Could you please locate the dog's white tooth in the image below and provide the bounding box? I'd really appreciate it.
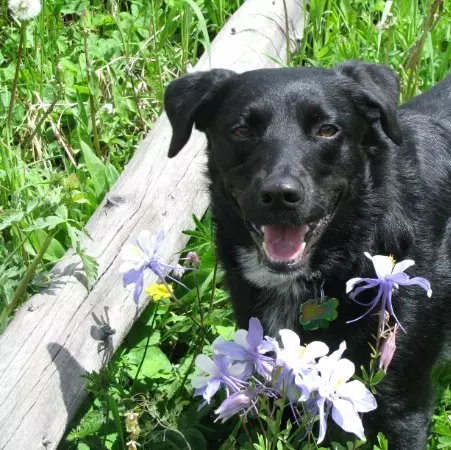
[300,241,306,255]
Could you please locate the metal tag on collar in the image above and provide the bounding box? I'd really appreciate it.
[300,281,339,331]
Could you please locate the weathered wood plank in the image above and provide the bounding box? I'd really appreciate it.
[0,1,304,448]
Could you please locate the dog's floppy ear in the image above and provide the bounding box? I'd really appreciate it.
[336,61,403,145]
[164,69,235,158]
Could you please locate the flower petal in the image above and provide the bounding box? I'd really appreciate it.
[330,358,355,387]
[346,277,364,293]
[336,380,377,412]
[203,378,221,402]
[192,375,210,389]
[122,267,143,286]
[259,339,277,354]
[392,259,415,274]
[329,341,347,364]
[303,341,329,362]
[397,276,432,297]
[279,329,300,352]
[246,317,264,348]
[120,244,145,264]
[331,397,366,441]
[368,254,395,278]
[213,340,249,360]
[233,329,250,349]
[133,274,144,304]
[195,354,217,375]
[228,361,253,379]
[316,396,328,444]
[136,230,153,253]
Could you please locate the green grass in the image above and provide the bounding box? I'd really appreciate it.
[2,0,451,448]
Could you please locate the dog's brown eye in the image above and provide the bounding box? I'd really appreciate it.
[231,126,251,138]
[318,124,338,138]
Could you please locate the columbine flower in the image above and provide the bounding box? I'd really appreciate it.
[346,252,432,332]
[192,354,249,404]
[274,329,329,401]
[214,389,258,422]
[119,230,193,304]
[314,341,377,443]
[379,324,399,373]
[213,317,276,379]
[8,0,41,20]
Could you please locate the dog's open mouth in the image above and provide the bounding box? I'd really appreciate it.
[244,191,342,272]
[247,217,330,271]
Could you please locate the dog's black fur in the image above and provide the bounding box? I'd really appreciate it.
[165,61,451,449]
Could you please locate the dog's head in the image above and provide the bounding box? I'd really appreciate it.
[165,61,402,279]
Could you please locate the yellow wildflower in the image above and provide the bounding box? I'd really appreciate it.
[145,283,173,301]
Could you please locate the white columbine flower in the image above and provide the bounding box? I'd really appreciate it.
[314,341,377,443]
[8,0,41,21]
[274,329,329,401]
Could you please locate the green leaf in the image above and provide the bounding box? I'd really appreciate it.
[0,209,25,231]
[438,436,451,448]
[24,230,65,262]
[104,162,120,188]
[372,369,386,385]
[374,432,389,450]
[67,223,84,249]
[23,216,65,232]
[79,140,106,199]
[77,248,98,287]
[55,205,68,220]
[127,346,172,380]
[214,325,235,340]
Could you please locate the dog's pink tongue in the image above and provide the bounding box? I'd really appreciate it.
[262,225,308,262]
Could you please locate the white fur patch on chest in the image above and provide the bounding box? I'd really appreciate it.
[236,246,314,335]
[236,246,302,288]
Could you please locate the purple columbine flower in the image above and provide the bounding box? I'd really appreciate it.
[119,230,194,304]
[346,252,432,333]
[191,354,249,405]
[212,317,276,379]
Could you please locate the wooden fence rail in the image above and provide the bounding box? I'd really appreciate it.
[0,1,304,448]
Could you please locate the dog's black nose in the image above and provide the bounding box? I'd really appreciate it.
[259,175,304,208]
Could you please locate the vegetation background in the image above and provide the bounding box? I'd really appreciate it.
[0,0,450,448]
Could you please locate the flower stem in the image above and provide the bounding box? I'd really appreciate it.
[133,302,159,383]
[7,21,27,129]
[209,258,218,310]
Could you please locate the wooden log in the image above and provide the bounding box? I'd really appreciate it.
[0,1,305,448]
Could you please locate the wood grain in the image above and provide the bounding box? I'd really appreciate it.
[0,1,305,448]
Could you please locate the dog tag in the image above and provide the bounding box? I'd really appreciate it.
[300,297,339,331]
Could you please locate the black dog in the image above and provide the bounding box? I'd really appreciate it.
[165,61,451,449]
